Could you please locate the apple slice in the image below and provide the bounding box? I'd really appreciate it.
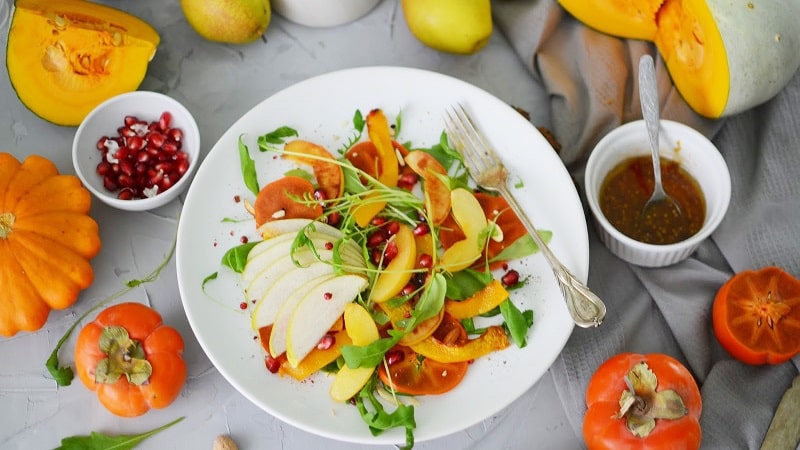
[269,273,338,358]
[369,223,417,303]
[405,150,451,225]
[330,303,380,402]
[285,274,369,367]
[250,261,336,330]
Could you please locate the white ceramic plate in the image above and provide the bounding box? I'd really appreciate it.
[176,66,588,445]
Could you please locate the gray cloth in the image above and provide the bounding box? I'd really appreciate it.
[493,1,800,448]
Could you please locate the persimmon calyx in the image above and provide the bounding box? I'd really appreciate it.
[616,362,688,438]
[95,326,152,386]
[0,212,14,238]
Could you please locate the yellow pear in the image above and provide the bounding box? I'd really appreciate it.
[401,0,492,55]
[181,0,271,44]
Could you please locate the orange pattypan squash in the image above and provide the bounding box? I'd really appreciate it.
[0,153,101,337]
[74,302,187,417]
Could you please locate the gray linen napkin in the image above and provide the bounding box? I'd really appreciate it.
[493,1,800,448]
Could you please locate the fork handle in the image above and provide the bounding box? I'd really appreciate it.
[497,185,606,328]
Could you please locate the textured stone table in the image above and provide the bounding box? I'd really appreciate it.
[0,1,582,448]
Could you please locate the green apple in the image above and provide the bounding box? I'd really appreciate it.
[181,0,271,44]
[285,274,369,367]
[401,0,492,55]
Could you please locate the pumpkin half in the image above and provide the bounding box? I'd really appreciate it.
[557,0,800,118]
[0,153,102,336]
[6,0,160,126]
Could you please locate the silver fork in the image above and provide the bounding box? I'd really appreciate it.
[444,104,606,328]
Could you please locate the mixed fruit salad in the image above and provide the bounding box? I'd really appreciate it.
[213,107,549,447]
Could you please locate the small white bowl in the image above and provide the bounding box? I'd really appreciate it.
[272,0,381,27]
[584,119,731,267]
[73,91,200,212]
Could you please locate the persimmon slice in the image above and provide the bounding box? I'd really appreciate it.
[253,176,322,228]
[712,266,800,365]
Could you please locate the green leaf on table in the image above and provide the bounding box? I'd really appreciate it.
[238,134,260,196]
[54,416,184,450]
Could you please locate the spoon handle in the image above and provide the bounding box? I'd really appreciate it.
[639,54,663,188]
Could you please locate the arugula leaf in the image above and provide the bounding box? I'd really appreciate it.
[490,230,552,263]
[54,416,184,450]
[220,241,258,273]
[444,269,492,300]
[201,272,218,292]
[257,126,298,149]
[238,134,259,196]
[354,377,415,450]
[406,272,446,325]
[283,168,314,182]
[500,299,533,348]
[46,233,178,386]
[341,333,401,369]
[339,109,366,153]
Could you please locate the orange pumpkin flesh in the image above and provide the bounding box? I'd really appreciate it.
[7,0,160,126]
[0,153,102,336]
[557,0,799,118]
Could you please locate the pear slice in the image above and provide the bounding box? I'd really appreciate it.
[257,218,344,240]
[245,249,333,309]
[269,273,338,358]
[250,261,336,330]
[285,274,369,367]
[242,234,296,283]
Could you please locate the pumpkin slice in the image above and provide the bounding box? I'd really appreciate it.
[557,0,800,118]
[7,0,160,126]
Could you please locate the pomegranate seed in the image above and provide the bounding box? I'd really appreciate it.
[501,269,520,287]
[96,136,109,151]
[119,159,134,176]
[158,112,172,130]
[146,131,166,147]
[124,115,139,127]
[371,217,387,226]
[168,127,183,142]
[400,283,416,296]
[418,254,433,268]
[103,175,117,191]
[234,195,241,203]
[502,262,509,271]
[240,236,249,244]
[316,334,335,350]
[413,223,430,236]
[119,127,136,138]
[325,211,342,227]
[239,302,248,310]
[385,350,404,366]
[162,142,179,153]
[323,292,333,301]
[324,241,334,250]
[383,241,399,261]
[118,174,135,188]
[117,188,134,200]
[265,355,281,374]
[367,230,388,247]
[385,221,400,236]
[398,172,418,190]
[96,161,111,176]
[313,189,327,203]
[114,147,129,161]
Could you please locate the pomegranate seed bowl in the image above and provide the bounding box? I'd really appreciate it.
[72,91,200,212]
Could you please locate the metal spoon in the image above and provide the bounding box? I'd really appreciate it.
[639,54,682,218]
